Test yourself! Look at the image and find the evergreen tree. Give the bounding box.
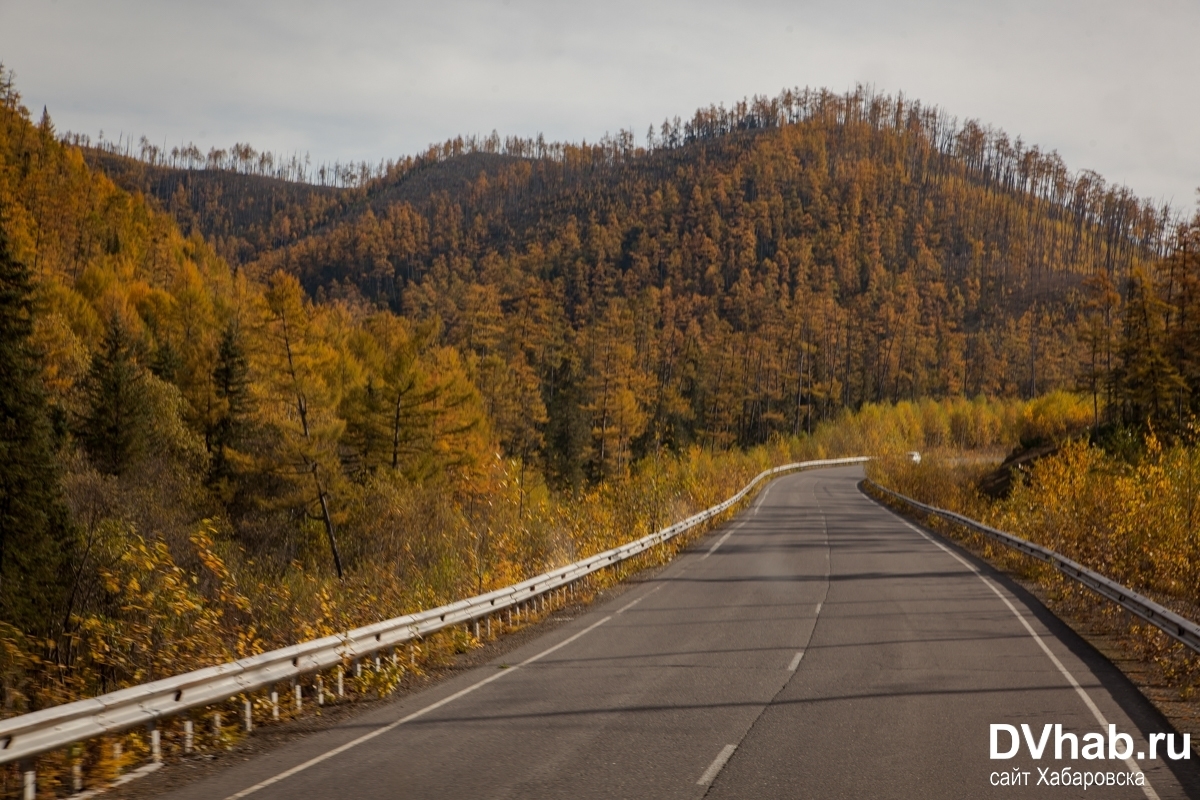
[80,320,151,475]
[149,339,182,383]
[544,356,589,489]
[0,223,75,635]
[208,321,251,490]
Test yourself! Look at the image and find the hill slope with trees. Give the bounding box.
[3,62,1198,727]
[89,87,1181,479]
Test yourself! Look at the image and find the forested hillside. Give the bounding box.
[3,59,1198,724]
[81,147,354,266]
[0,68,506,703]
[86,88,1181,485]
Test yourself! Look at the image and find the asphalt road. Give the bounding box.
[164,465,1200,799]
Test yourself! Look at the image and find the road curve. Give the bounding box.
[162,466,1200,799]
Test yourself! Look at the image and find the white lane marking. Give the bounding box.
[753,484,772,515]
[701,477,779,560]
[702,519,746,559]
[812,483,831,628]
[616,584,663,614]
[897,518,1160,800]
[697,744,738,786]
[781,481,829,681]
[223,615,615,799]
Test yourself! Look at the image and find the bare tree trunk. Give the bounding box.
[281,309,344,579]
[314,470,344,579]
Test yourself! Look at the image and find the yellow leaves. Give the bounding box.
[341,311,491,483]
[893,433,1200,610]
[61,518,264,692]
[581,299,653,478]
[5,422,817,725]
[191,521,231,581]
[1019,391,1093,444]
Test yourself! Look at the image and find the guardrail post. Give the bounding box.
[374,653,382,671]
[212,712,222,736]
[337,665,345,697]
[354,660,362,679]
[294,681,302,711]
[486,615,492,638]
[72,759,83,793]
[316,675,325,706]
[473,618,480,639]
[270,689,279,720]
[149,720,162,762]
[19,760,34,800]
[112,740,123,776]
[407,643,415,666]
[243,698,253,732]
[183,717,194,754]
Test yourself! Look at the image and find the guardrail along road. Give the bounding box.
[162,465,1200,799]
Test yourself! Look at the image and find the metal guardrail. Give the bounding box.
[867,481,1200,655]
[0,457,869,777]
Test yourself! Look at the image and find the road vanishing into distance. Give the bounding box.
[164,466,1200,799]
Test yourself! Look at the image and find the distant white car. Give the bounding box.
[907,451,921,464]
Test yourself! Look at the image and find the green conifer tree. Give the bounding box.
[80,320,151,475]
[208,321,251,490]
[0,223,75,635]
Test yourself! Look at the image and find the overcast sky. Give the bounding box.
[2,0,1197,209]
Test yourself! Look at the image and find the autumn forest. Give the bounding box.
[2,63,1199,724]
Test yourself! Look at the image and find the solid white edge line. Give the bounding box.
[753,484,772,515]
[224,614,615,799]
[702,478,781,560]
[697,744,738,786]
[617,584,663,614]
[891,515,1160,800]
[702,519,745,560]
[703,479,782,560]
[787,651,804,671]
